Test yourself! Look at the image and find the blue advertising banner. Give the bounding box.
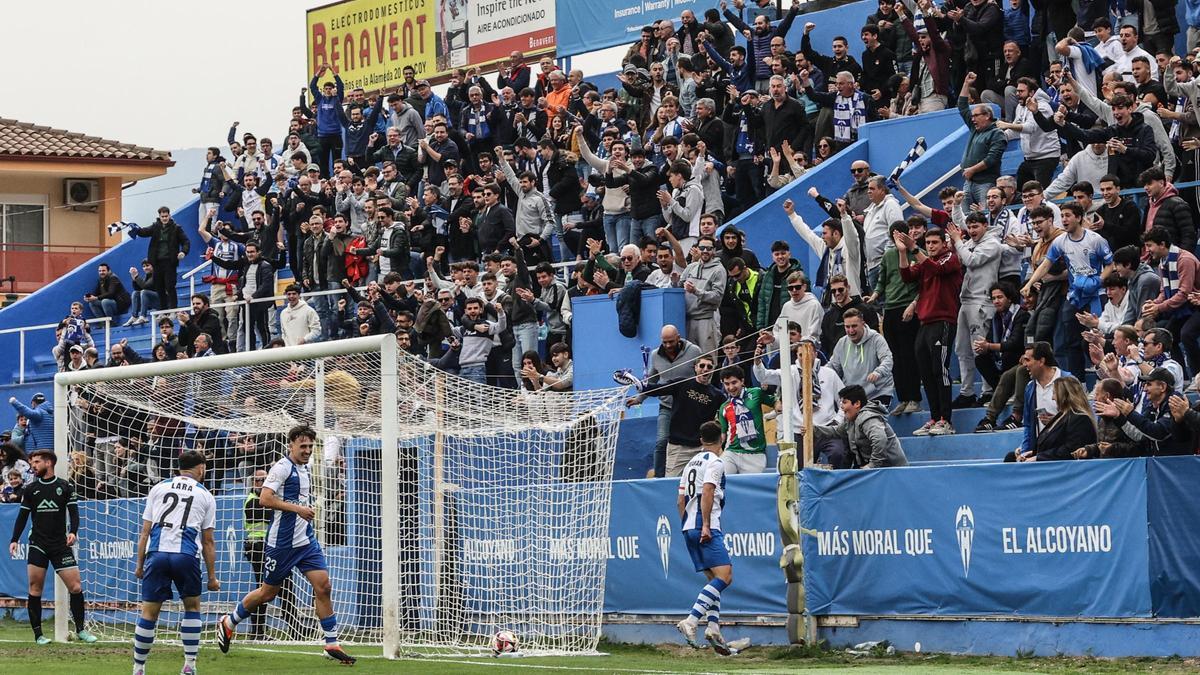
[802,460,1153,618]
[604,473,785,615]
[556,0,703,59]
[1147,456,1200,618]
[1,496,261,613]
[0,469,786,619]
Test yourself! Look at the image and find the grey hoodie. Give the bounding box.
[680,259,727,319]
[954,231,1002,304]
[814,401,908,468]
[828,326,894,400]
[1124,262,1162,326]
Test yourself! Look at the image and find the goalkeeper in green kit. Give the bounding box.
[715,366,776,474]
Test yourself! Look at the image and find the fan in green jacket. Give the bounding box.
[715,366,776,455]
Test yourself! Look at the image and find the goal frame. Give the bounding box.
[53,334,404,657]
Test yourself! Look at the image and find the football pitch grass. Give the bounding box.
[1,621,1198,674]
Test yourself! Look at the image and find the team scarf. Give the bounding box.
[1161,245,1185,300]
[886,137,926,189]
[1170,91,1190,142]
[832,90,868,142]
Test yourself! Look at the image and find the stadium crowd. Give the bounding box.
[21,0,1200,486]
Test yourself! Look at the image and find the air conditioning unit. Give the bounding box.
[64,178,100,206]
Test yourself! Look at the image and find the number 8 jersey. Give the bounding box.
[677,452,726,532]
[142,476,217,557]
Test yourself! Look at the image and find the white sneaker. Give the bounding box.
[912,420,936,436]
[676,618,700,648]
[136,316,150,325]
[122,317,137,327]
[930,420,956,435]
[1189,375,1200,393]
[180,663,196,675]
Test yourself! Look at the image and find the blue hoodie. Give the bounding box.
[10,399,52,451]
[1002,1,1030,48]
[309,74,346,137]
[1188,0,1200,28]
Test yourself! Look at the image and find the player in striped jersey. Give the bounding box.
[215,424,355,665]
[132,450,219,675]
[675,421,748,656]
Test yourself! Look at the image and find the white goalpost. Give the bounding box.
[52,335,627,657]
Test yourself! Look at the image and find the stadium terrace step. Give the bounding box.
[899,429,1021,462]
[908,457,1003,467]
[890,406,1001,437]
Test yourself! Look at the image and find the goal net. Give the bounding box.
[54,335,626,657]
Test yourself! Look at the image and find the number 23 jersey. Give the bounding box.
[142,476,216,558]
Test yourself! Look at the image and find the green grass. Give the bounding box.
[1,621,1197,674]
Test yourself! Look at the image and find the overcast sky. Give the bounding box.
[3,1,309,151]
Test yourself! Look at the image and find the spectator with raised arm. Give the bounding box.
[127,207,189,310]
[723,0,801,92]
[307,64,346,177]
[125,260,158,327]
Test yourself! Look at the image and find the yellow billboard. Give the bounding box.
[307,0,437,92]
[307,0,556,92]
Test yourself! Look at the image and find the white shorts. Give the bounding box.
[722,451,767,475]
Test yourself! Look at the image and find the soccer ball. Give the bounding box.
[492,629,518,655]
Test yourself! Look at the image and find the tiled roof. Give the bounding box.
[0,118,171,162]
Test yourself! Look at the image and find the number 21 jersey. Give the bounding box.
[142,476,216,557]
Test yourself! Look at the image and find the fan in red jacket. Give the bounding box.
[898,226,963,436]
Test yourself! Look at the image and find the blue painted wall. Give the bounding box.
[571,287,687,393]
[0,196,210,382]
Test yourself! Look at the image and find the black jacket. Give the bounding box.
[1120,396,1190,456]
[211,255,275,301]
[477,204,516,254]
[819,297,880,355]
[1146,193,1197,254]
[693,116,727,163]
[1056,113,1157,191]
[1035,411,1098,461]
[721,101,765,159]
[91,275,131,314]
[987,306,1030,372]
[178,307,226,355]
[544,153,581,216]
[319,232,353,285]
[131,219,190,263]
[616,163,665,220]
[302,233,326,288]
[994,55,1037,90]
[759,96,807,154]
[860,44,897,96]
[1096,198,1143,252]
[366,223,411,277]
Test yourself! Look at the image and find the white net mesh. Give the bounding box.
[60,339,625,656]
